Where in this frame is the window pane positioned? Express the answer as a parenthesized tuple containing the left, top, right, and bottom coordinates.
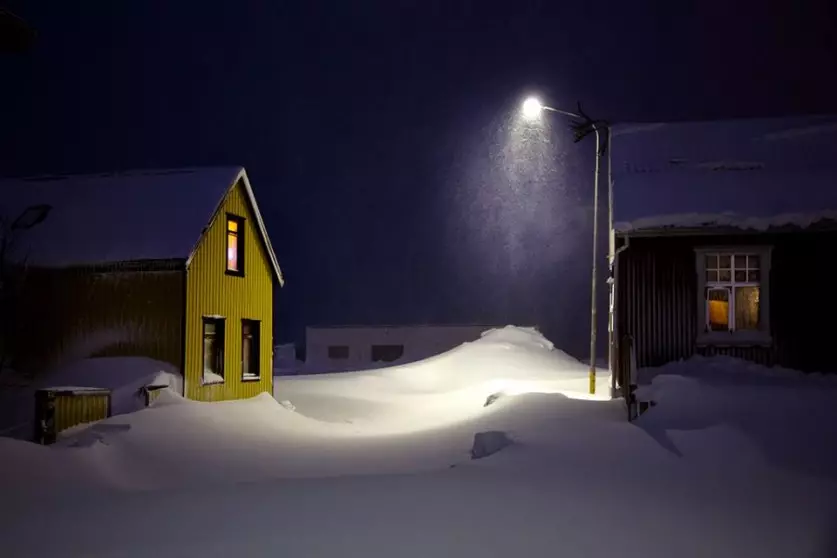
(706, 255, 718, 270)
(747, 254, 760, 269)
(242, 321, 259, 378)
(227, 232, 238, 271)
(734, 270, 746, 282)
(735, 286, 760, 330)
(707, 288, 730, 331)
(734, 255, 746, 269)
(203, 335, 215, 372)
(242, 336, 253, 377)
(203, 320, 224, 384)
(706, 269, 719, 282)
(243, 338, 250, 371)
(719, 255, 731, 269)
(227, 219, 238, 233)
(747, 270, 760, 282)
(719, 270, 731, 282)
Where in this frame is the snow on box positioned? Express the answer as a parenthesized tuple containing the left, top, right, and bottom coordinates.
(0, 167, 283, 282)
(612, 115, 837, 232)
(1, 326, 837, 557)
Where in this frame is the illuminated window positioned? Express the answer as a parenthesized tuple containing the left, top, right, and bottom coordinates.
(696, 247, 771, 345)
(242, 320, 260, 380)
(706, 288, 730, 331)
(226, 215, 245, 276)
(202, 318, 225, 384)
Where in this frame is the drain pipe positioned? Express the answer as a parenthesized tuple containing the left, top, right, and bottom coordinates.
(609, 233, 630, 398)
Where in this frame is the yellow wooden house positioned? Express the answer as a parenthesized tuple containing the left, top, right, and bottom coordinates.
(2, 167, 284, 402)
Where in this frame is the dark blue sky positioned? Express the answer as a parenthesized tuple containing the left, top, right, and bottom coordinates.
(2, 1, 836, 357)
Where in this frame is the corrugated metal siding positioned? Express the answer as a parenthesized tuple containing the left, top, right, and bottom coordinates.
(53, 390, 111, 434)
(617, 231, 837, 372)
(185, 181, 274, 401)
(618, 238, 698, 368)
(15, 267, 184, 375)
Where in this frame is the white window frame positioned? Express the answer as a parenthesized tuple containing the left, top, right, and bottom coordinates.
(694, 246, 772, 347)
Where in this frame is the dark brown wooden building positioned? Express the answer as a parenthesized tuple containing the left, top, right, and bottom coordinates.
(614, 218, 837, 380)
(609, 115, 837, 392)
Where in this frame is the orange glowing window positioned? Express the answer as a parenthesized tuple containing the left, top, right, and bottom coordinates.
(226, 215, 244, 275)
(707, 289, 730, 331)
(704, 252, 762, 332)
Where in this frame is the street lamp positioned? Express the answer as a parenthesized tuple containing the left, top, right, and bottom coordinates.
(521, 97, 544, 120)
(520, 96, 612, 396)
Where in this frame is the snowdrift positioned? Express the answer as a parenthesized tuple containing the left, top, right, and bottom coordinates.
(274, 325, 611, 427)
(41, 356, 182, 414)
(0, 356, 181, 441)
(0, 327, 619, 490)
(2, 327, 837, 557)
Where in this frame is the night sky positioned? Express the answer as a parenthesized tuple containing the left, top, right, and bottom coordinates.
(2, 1, 836, 357)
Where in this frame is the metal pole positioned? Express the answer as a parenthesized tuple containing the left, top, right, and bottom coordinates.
(606, 126, 615, 397)
(588, 127, 601, 395)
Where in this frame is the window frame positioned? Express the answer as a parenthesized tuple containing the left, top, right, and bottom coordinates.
(225, 213, 246, 277)
(201, 316, 226, 385)
(694, 246, 772, 347)
(241, 319, 261, 381)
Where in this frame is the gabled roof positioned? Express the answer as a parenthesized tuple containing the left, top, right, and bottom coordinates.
(0, 167, 284, 285)
(612, 115, 837, 236)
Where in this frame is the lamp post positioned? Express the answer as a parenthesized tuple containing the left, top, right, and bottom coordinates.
(520, 96, 611, 395)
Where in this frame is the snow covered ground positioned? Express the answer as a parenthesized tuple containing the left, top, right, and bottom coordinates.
(1, 326, 837, 557)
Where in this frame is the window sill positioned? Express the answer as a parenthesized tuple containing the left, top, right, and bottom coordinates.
(696, 331, 772, 347)
(202, 378, 225, 386)
(242, 376, 261, 382)
(225, 269, 245, 278)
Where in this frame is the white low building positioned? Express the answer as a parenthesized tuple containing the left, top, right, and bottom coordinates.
(304, 324, 536, 373)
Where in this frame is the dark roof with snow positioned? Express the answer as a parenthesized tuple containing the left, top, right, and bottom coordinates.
(612, 115, 837, 235)
(0, 167, 284, 284)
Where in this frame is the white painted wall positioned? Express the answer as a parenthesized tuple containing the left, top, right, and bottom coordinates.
(304, 324, 533, 372)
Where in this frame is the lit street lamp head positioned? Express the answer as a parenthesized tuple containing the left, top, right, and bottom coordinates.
(521, 97, 543, 120)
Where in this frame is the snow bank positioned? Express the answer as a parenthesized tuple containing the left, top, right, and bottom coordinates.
(273, 325, 610, 430)
(0, 327, 612, 490)
(2, 328, 837, 557)
(637, 354, 837, 390)
(39, 356, 182, 415)
(636, 355, 837, 481)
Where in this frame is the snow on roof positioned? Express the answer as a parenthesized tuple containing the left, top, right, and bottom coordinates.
(615, 210, 837, 234)
(0, 167, 284, 283)
(612, 115, 837, 234)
